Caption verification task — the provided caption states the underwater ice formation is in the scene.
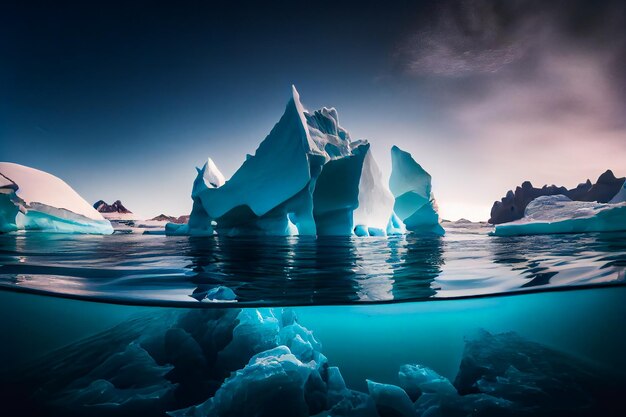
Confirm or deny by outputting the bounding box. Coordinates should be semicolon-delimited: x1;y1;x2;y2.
0;162;113;234
168;87;442;237
6;307;622;417
389;146;444;235
492;195;626;236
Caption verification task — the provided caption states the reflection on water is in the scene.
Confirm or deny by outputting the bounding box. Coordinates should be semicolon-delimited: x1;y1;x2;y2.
0;228;625;306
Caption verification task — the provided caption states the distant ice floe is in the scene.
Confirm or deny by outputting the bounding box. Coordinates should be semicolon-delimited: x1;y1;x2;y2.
0;162;113;234
492;195;626;236
168;86;443;237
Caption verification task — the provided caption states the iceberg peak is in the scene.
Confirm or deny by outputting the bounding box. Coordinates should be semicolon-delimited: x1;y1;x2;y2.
204;158;225;188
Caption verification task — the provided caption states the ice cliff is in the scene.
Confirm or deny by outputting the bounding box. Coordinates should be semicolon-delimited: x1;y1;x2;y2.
169;87;442;237
0;162;113;234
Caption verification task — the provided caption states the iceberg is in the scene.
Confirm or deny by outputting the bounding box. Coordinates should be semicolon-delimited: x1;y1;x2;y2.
492;195;626;236
174;87;399;237
389;146;444;235
0;162;113;234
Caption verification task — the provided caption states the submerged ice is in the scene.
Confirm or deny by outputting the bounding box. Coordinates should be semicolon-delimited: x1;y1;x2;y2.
168;87;442;237
0;162;113;234
8;306;622;417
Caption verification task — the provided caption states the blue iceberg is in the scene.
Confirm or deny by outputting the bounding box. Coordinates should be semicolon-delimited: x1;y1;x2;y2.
389;146;444;235
169;88;442;237
0;162;113;234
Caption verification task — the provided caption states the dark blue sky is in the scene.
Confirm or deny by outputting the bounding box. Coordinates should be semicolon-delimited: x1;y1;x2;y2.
2;1;625;220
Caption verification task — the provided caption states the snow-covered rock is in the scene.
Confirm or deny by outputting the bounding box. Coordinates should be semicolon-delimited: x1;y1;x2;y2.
492;195;626;236
174;87;399;237
93;199;138;221
0;162;113;234
389;146;444;235
489;170;625;225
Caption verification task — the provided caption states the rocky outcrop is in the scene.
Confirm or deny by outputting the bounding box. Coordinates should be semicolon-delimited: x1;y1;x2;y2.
489;170;625;224
93;199;132;214
149;214;189;224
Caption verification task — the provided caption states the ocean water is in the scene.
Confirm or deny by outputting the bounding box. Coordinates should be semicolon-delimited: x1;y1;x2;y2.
1;225;625;416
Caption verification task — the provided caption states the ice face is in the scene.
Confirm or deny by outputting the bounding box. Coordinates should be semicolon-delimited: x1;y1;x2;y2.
197;86;315;221
353;148;395;236
389;146;444;235
492;195;626;236
312;143;369;235
0;162;113;234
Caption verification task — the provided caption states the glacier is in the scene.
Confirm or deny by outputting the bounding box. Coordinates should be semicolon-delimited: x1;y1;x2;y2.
170;87;442;237
389;146;444;235
0;162;113;234
492;195;626;236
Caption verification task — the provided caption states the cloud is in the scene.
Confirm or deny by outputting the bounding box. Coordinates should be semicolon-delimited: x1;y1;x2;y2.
391;0;626;220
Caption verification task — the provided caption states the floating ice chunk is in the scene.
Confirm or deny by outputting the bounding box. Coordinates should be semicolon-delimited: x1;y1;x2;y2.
189;286;237;303
0;162;112;234
389;146;444;235
492;195;626;236
367;380;417;417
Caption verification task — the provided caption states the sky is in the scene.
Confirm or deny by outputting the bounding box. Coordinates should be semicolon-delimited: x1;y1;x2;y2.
1;0;625;221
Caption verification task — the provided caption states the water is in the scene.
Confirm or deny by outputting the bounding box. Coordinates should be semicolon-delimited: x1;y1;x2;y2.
1;224;625;306
1;225;625;416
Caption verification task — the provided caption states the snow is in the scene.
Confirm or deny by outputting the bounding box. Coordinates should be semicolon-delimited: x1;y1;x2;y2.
389;146;444;235
0;162;113;234
492;194;626;236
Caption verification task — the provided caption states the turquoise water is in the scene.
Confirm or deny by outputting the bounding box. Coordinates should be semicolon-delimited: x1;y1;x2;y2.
1;227;625;416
